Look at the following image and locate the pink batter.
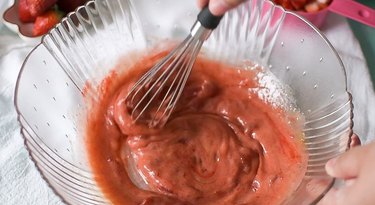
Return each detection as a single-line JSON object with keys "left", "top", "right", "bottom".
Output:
{"left": 86, "top": 50, "right": 307, "bottom": 205}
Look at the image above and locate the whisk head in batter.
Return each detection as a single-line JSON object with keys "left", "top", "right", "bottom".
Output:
{"left": 125, "top": 7, "right": 222, "bottom": 128}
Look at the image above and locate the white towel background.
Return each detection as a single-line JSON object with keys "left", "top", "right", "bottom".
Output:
{"left": 1, "top": 1, "right": 375, "bottom": 204}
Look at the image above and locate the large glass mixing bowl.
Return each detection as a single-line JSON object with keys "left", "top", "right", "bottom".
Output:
{"left": 14, "top": 0, "right": 352, "bottom": 204}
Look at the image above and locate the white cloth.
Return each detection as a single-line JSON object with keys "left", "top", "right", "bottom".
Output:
{"left": 0, "top": 4, "right": 374, "bottom": 204}
{"left": 322, "top": 14, "right": 375, "bottom": 142}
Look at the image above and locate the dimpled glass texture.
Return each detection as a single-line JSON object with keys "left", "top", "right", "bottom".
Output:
{"left": 14, "top": 0, "right": 352, "bottom": 204}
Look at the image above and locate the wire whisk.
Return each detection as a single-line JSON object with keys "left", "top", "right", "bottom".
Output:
{"left": 125, "top": 7, "right": 222, "bottom": 128}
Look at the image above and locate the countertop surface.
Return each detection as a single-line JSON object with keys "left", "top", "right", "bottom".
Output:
{"left": 349, "top": 0, "right": 375, "bottom": 87}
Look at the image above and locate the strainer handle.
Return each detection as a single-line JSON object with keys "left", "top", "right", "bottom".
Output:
{"left": 329, "top": 0, "right": 375, "bottom": 28}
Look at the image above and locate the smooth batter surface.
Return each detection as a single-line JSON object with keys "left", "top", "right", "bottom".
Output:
{"left": 86, "top": 51, "right": 307, "bottom": 205}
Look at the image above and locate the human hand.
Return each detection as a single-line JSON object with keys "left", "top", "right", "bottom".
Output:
{"left": 197, "top": 0, "right": 247, "bottom": 16}
{"left": 318, "top": 135, "right": 375, "bottom": 205}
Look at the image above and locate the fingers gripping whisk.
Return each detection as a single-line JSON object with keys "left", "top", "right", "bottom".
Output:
{"left": 125, "top": 7, "right": 223, "bottom": 128}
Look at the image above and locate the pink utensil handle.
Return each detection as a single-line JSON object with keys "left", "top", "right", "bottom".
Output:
{"left": 329, "top": 0, "right": 375, "bottom": 28}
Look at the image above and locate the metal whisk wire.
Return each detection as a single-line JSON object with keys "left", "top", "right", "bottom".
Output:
{"left": 126, "top": 7, "right": 222, "bottom": 127}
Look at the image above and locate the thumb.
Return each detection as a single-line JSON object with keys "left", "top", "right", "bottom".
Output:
{"left": 209, "top": 0, "right": 247, "bottom": 16}
{"left": 325, "top": 146, "right": 365, "bottom": 179}
{"left": 318, "top": 188, "right": 339, "bottom": 205}
{"left": 197, "top": 0, "right": 209, "bottom": 9}
{"left": 319, "top": 187, "right": 352, "bottom": 205}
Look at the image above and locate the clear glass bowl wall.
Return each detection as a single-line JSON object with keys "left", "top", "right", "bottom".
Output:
{"left": 14, "top": 0, "right": 352, "bottom": 204}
